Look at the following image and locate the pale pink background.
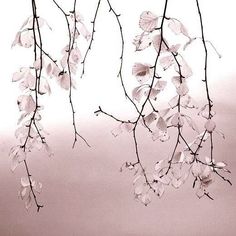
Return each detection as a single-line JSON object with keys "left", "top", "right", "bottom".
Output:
{"left": 0, "top": 0, "right": 236, "bottom": 235}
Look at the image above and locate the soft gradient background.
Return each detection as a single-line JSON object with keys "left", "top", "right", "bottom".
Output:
{"left": 0, "top": 0, "right": 236, "bottom": 235}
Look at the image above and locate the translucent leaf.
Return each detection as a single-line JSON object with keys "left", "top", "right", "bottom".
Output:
{"left": 11, "top": 154, "right": 19, "bottom": 172}
{"left": 141, "top": 193, "right": 151, "bottom": 206}
{"left": 132, "top": 84, "right": 149, "bottom": 102}
{"left": 181, "top": 95, "right": 198, "bottom": 109}
{"left": 57, "top": 73, "right": 70, "bottom": 90}
{"left": 156, "top": 117, "right": 167, "bottom": 132}
{"left": 39, "top": 78, "right": 51, "bottom": 95}
{"left": 21, "top": 177, "right": 30, "bottom": 187}
{"left": 139, "top": 11, "right": 158, "bottom": 32}
{"left": 158, "top": 108, "right": 170, "bottom": 118}
{"left": 155, "top": 160, "right": 165, "bottom": 171}
{"left": 171, "top": 178, "right": 182, "bottom": 189}
{"left": 20, "top": 30, "right": 34, "bottom": 48}
{"left": 145, "top": 88, "right": 160, "bottom": 100}
{"left": 192, "top": 162, "right": 201, "bottom": 177}
{"left": 196, "top": 187, "right": 205, "bottom": 199}
{"left": 168, "top": 44, "right": 181, "bottom": 53}
{"left": 168, "top": 95, "right": 179, "bottom": 108}
{"left": 168, "top": 19, "right": 189, "bottom": 38}
{"left": 17, "top": 95, "right": 36, "bottom": 113}
{"left": 132, "top": 63, "right": 152, "bottom": 84}
{"left": 133, "top": 33, "right": 152, "bottom": 51}
{"left": 184, "top": 115, "right": 199, "bottom": 133}
{"left": 33, "top": 58, "right": 44, "bottom": 70}
{"left": 157, "top": 183, "right": 165, "bottom": 197}
{"left": 152, "top": 130, "right": 170, "bottom": 142}
{"left": 173, "top": 151, "right": 185, "bottom": 163}
{"left": 215, "top": 162, "right": 226, "bottom": 168}
{"left": 19, "top": 187, "right": 28, "bottom": 200}
{"left": 176, "top": 82, "right": 189, "bottom": 96}
{"left": 200, "top": 174, "right": 213, "bottom": 188}
{"left": 33, "top": 181, "right": 43, "bottom": 193}
{"left": 25, "top": 193, "right": 32, "bottom": 210}
{"left": 175, "top": 58, "right": 192, "bottom": 78}
{"left": 204, "top": 119, "right": 216, "bottom": 133}
{"left": 133, "top": 175, "right": 142, "bottom": 185}
{"left": 160, "top": 55, "right": 174, "bottom": 70}
{"left": 12, "top": 31, "right": 22, "bottom": 47}
{"left": 111, "top": 125, "right": 123, "bottom": 137}
{"left": 134, "top": 185, "right": 143, "bottom": 196}
{"left": 153, "top": 34, "right": 168, "bottom": 53}
{"left": 70, "top": 47, "right": 82, "bottom": 64}
{"left": 12, "top": 67, "right": 30, "bottom": 82}
{"left": 144, "top": 112, "right": 157, "bottom": 126}
{"left": 154, "top": 80, "right": 167, "bottom": 91}
{"left": 171, "top": 112, "right": 184, "bottom": 127}
{"left": 78, "top": 23, "right": 91, "bottom": 41}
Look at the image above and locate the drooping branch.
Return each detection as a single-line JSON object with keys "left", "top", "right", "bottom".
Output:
{"left": 52, "top": 0, "right": 90, "bottom": 148}
{"left": 81, "top": 0, "right": 102, "bottom": 78}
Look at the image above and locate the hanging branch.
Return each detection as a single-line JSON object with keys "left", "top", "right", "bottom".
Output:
{"left": 52, "top": 0, "right": 90, "bottom": 148}
{"left": 81, "top": 0, "right": 102, "bottom": 78}
{"left": 96, "top": 0, "right": 231, "bottom": 205}
{"left": 195, "top": 0, "right": 231, "bottom": 186}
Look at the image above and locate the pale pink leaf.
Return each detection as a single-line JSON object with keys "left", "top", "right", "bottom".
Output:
{"left": 20, "top": 30, "right": 34, "bottom": 48}
{"left": 168, "top": 19, "right": 189, "bottom": 38}
{"left": 204, "top": 119, "right": 216, "bottom": 133}
{"left": 133, "top": 33, "right": 152, "bottom": 51}
{"left": 139, "top": 11, "right": 158, "bottom": 32}
{"left": 132, "top": 63, "right": 152, "bottom": 84}
{"left": 159, "top": 55, "right": 174, "bottom": 70}
{"left": 156, "top": 117, "right": 167, "bottom": 132}
{"left": 176, "top": 82, "right": 189, "bottom": 96}
{"left": 17, "top": 95, "right": 36, "bottom": 113}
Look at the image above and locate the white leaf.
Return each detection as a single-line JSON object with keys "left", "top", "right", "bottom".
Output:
{"left": 171, "top": 178, "right": 182, "bottom": 189}
{"left": 139, "top": 11, "right": 158, "bottom": 32}
{"left": 17, "top": 95, "right": 36, "bottom": 113}
{"left": 134, "top": 185, "right": 143, "bottom": 195}
{"left": 158, "top": 108, "right": 170, "bottom": 118}
{"left": 168, "top": 19, "right": 189, "bottom": 38}
{"left": 19, "top": 187, "right": 28, "bottom": 200}
{"left": 20, "top": 30, "right": 34, "bottom": 48}
{"left": 132, "top": 63, "right": 152, "bottom": 84}
{"left": 133, "top": 33, "right": 152, "bottom": 51}
{"left": 141, "top": 193, "right": 151, "bottom": 206}
{"left": 57, "top": 73, "right": 70, "bottom": 90}
{"left": 171, "top": 112, "right": 184, "bottom": 127}
{"left": 154, "top": 80, "right": 167, "bottom": 91}
{"left": 153, "top": 34, "right": 167, "bottom": 53}
{"left": 169, "top": 95, "right": 179, "bottom": 108}
{"left": 184, "top": 115, "right": 199, "bottom": 133}
{"left": 160, "top": 55, "right": 174, "bottom": 70}
{"left": 192, "top": 162, "right": 201, "bottom": 177}
{"left": 132, "top": 84, "right": 149, "bottom": 102}
{"left": 133, "top": 175, "right": 142, "bottom": 185}
{"left": 12, "top": 67, "right": 30, "bottom": 82}
{"left": 39, "top": 78, "right": 51, "bottom": 95}
{"left": 11, "top": 31, "right": 22, "bottom": 47}
{"left": 144, "top": 112, "right": 157, "bottom": 126}
{"left": 70, "top": 47, "right": 82, "bottom": 64}
{"left": 78, "top": 23, "right": 91, "bottom": 41}
{"left": 215, "top": 162, "right": 226, "bottom": 168}
{"left": 21, "top": 177, "right": 30, "bottom": 187}
{"left": 176, "top": 82, "right": 189, "bottom": 96}
{"left": 204, "top": 119, "right": 216, "bottom": 133}
{"left": 25, "top": 193, "right": 32, "bottom": 210}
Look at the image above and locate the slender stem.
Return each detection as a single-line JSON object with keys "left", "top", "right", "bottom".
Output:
{"left": 81, "top": 0, "right": 102, "bottom": 78}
